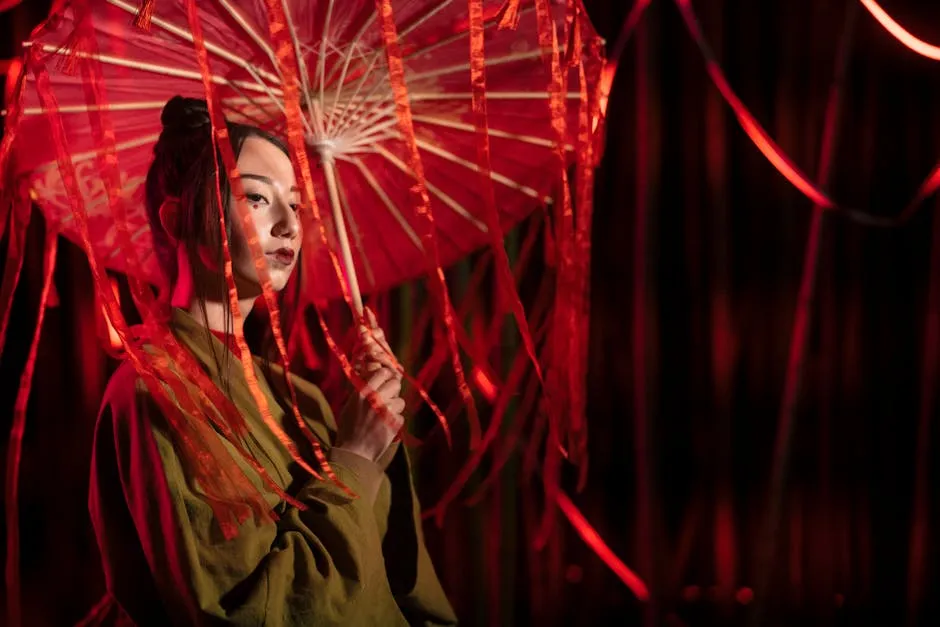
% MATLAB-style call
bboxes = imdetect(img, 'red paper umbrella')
[11,0,605,307]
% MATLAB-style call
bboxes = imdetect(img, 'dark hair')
[145,96,297,391]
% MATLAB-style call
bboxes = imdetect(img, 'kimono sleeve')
[90,369,408,627]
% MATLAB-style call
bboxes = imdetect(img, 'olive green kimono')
[89,308,457,626]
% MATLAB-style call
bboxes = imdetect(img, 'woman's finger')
[376,373,403,399]
[385,397,406,415]
[362,367,393,394]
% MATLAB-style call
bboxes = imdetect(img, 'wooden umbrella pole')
[319,146,364,315]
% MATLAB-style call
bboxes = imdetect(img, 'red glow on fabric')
[736,587,754,605]
[715,497,736,595]
[103,277,122,350]
[860,0,940,61]
[682,585,701,602]
[555,491,649,601]
[471,366,498,403]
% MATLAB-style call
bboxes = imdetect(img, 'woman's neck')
[169,252,256,334]
[181,295,256,335]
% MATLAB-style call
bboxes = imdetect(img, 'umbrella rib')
[406,134,551,204]
[337,100,396,139]
[403,5,538,61]
[31,132,161,171]
[216,0,284,82]
[409,48,560,82]
[411,113,574,151]
[344,129,398,153]
[326,37,383,134]
[22,42,278,95]
[19,101,168,115]
[349,156,423,251]
[105,0,282,85]
[226,69,316,138]
[331,76,392,137]
[317,0,335,115]
[324,0,457,90]
[322,10,378,86]
[373,145,488,233]
[410,91,582,101]
[278,0,322,138]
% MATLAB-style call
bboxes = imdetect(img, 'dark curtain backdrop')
[3,1,940,626]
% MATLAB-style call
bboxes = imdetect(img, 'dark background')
[4,0,940,625]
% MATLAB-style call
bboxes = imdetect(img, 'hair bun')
[160,96,211,132]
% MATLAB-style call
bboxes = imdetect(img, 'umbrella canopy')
[12,0,603,301]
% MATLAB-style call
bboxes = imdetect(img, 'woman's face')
[229,136,302,293]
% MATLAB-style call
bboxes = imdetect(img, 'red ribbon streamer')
[467,0,551,447]
[676,0,940,226]
[556,491,650,601]
[374,0,480,448]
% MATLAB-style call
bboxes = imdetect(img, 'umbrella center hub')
[309,137,338,162]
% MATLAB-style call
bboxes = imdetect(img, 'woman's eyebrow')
[242,173,299,192]
[241,173,273,185]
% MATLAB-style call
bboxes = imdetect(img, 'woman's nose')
[272,200,300,240]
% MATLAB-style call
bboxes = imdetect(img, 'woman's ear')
[158,196,181,244]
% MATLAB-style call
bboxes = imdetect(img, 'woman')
[88,96,457,626]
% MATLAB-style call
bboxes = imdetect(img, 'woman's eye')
[290,203,302,213]
[246,193,267,205]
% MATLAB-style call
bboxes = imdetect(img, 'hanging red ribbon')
[374,0,480,448]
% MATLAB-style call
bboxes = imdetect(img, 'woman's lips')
[267,248,295,265]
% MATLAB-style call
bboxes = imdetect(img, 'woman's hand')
[333,309,405,463]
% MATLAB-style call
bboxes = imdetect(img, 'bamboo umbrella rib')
[322,9,378,86]
[403,5,538,61]
[326,42,381,132]
[105,0,282,85]
[31,132,161,171]
[414,137,550,203]
[386,131,551,204]
[278,0,322,138]
[410,113,573,151]
[336,100,396,139]
[19,101,168,115]
[409,48,558,82]
[222,83,277,127]
[324,0,458,89]
[216,0,284,82]
[330,66,392,136]
[373,144,488,232]
[21,42,279,95]
[409,91,581,101]
[349,156,424,251]
[317,0,335,113]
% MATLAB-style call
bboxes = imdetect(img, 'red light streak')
[555,491,649,601]
[861,0,940,61]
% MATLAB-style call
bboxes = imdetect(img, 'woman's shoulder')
[101,360,150,416]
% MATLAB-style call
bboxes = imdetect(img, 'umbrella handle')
[321,156,364,315]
